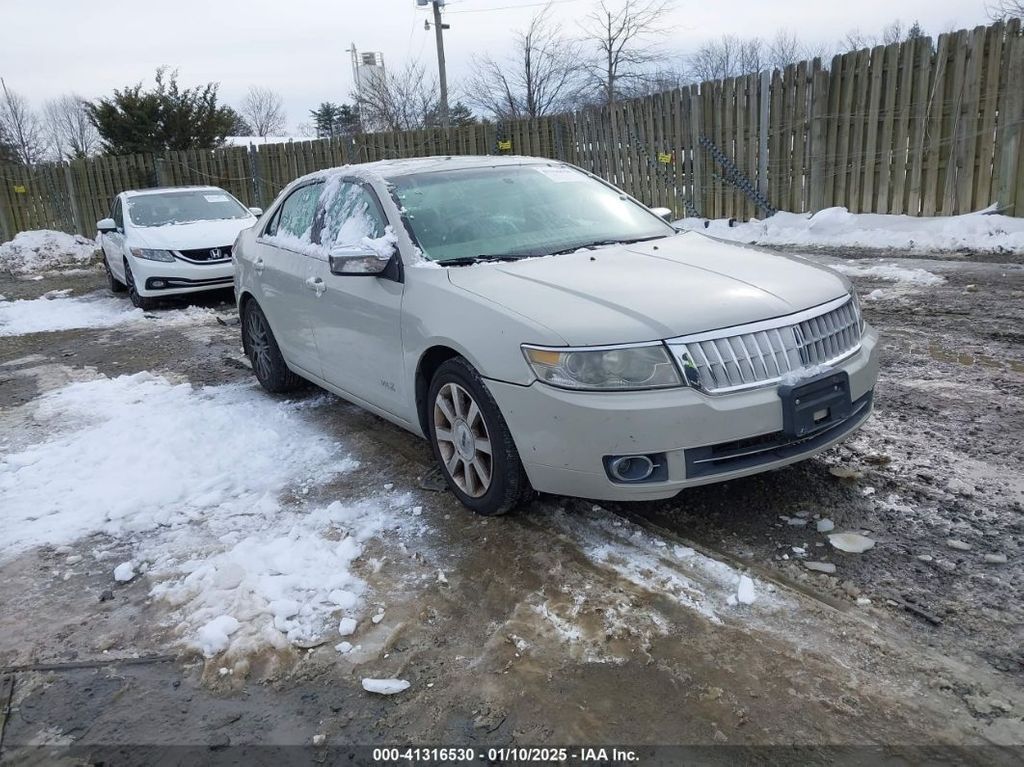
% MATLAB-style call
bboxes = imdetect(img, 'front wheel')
[104,255,126,293]
[427,357,531,516]
[123,260,157,310]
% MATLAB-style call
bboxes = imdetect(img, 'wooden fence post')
[63,162,85,236]
[0,180,12,243]
[758,69,770,202]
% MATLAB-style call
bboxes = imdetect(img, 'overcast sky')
[1,0,993,133]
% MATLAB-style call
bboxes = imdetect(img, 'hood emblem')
[209,248,223,259]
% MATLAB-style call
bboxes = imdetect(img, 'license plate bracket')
[778,369,852,438]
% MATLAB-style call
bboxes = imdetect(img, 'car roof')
[351,155,552,179]
[122,186,227,198]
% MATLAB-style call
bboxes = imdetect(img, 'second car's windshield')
[390,165,675,262]
[126,190,251,227]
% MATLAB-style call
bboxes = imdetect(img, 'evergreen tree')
[309,102,361,138]
[426,101,478,128]
[87,68,236,154]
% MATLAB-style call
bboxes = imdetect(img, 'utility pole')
[423,1,450,130]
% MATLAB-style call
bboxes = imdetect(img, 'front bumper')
[487,326,880,502]
[129,255,234,297]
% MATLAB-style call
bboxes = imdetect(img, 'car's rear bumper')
[130,255,234,297]
[486,326,880,502]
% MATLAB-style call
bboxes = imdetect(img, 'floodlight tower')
[418,0,450,130]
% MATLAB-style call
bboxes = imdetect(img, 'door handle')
[305,276,326,297]
[253,258,265,275]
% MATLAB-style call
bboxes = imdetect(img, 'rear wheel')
[104,255,126,293]
[241,300,303,393]
[123,260,157,310]
[427,357,531,516]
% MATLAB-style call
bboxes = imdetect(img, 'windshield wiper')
[439,254,532,266]
[549,234,668,256]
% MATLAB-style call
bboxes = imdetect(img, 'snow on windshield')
[127,190,251,227]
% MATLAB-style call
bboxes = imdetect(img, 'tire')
[241,299,304,393]
[123,259,158,310]
[427,357,531,516]
[104,255,126,293]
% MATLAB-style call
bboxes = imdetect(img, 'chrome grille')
[667,296,862,394]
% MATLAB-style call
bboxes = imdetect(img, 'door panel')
[312,180,406,416]
[250,183,324,376]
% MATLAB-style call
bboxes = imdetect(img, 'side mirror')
[651,207,673,222]
[248,207,263,217]
[329,244,393,276]
[97,218,117,234]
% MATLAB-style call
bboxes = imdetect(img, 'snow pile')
[828,262,944,286]
[0,230,99,275]
[0,292,143,336]
[0,372,392,657]
[677,207,1024,254]
[0,373,346,553]
[153,496,391,655]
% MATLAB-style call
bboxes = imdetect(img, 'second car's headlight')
[131,247,175,262]
[523,343,683,391]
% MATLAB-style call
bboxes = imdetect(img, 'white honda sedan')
[97,186,261,310]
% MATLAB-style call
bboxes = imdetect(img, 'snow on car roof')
[297,155,557,188]
[123,186,227,198]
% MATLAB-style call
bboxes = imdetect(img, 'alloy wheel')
[433,382,493,498]
[245,309,274,382]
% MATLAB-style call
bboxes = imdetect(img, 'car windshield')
[126,190,251,227]
[390,164,675,262]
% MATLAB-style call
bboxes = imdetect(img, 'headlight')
[522,343,684,390]
[131,247,175,262]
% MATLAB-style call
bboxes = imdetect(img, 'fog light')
[151,280,165,288]
[608,455,655,482]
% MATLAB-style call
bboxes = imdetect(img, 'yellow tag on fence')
[497,140,512,151]
[13,184,26,194]
[657,153,673,164]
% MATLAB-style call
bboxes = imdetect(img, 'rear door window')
[264,182,323,245]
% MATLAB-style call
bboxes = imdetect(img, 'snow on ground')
[0,292,232,336]
[549,506,789,626]
[0,372,399,657]
[0,230,99,275]
[677,206,1024,254]
[827,262,945,286]
[0,292,144,335]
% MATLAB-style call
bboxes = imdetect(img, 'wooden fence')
[2,19,1022,242]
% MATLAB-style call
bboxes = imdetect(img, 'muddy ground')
[0,247,1022,762]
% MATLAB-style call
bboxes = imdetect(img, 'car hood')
[445,231,851,346]
[129,218,257,250]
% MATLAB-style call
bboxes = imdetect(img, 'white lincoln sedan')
[233,156,879,516]
[97,186,261,310]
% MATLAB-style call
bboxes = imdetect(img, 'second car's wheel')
[241,300,304,393]
[427,357,531,516]
[104,256,126,293]
[123,260,158,310]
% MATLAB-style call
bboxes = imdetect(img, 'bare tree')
[466,5,586,120]
[840,19,925,51]
[578,0,674,104]
[687,35,763,82]
[355,60,439,132]
[0,79,47,165]
[43,93,98,160]
[987,1,1024,18]
[240,86,286,138]
[767,30,803,71]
